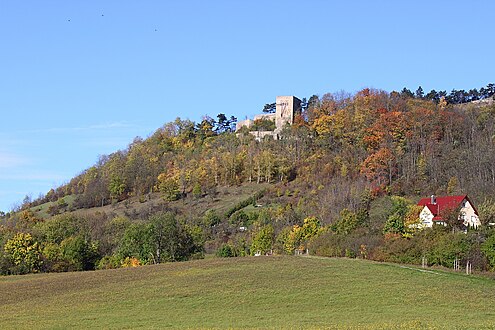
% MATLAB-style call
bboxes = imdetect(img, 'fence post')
[466,261,472,275]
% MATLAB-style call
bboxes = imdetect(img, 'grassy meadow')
[1,256,495,329]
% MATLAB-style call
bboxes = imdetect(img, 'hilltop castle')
[236,96,302,140]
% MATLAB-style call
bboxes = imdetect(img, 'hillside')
[2,256,495,329]
[2,87,495,276]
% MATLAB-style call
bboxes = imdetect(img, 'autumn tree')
[4,233,42,274]
[157,166,181,201]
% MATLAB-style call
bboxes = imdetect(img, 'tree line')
[399,82,495,104]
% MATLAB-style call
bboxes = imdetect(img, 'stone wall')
[236,119,254,131]
[254,113,276,121]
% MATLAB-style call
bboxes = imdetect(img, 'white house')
[417,195,480,228]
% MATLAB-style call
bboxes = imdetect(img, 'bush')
[0,251,14,275]
[192,183,202,199]
[345,248,356,258]
[203,210,221,228]
[97,255,121,270]
[121,257,141,268]
[216,244,235,257]
[310,232,345,258]
[310,230,382,260]
[229,210,250,226]
[374,235,422,264]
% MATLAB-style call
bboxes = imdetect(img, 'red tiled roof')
[417,195,478,219]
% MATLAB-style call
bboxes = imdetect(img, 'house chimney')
[431,195,436,205]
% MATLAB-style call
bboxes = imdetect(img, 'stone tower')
[275,96,302,132]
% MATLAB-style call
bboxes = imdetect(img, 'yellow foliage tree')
[4,233,42,273]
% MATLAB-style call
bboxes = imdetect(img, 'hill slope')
[2,256,495,329]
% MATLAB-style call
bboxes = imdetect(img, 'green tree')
[415,86,424,99]
[383,213,405,235]
[150,212,180,263]
[158,171,181,201]
[481,232,495,270]
[251,224,274,255]
[149,212,200,263]
[262,102,276,113]
[60,235,99,271]
[109,175,126,200]
[36,214,79,244]
[428,232,469,267]
[332,209,358,235]
[383,196,411,235]
[400,87,414,98]
[117,222,154,264]
[192,182,202,199]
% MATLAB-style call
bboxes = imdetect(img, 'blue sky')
[1,1,494,212]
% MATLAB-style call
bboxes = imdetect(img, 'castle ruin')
[236,96,301,140]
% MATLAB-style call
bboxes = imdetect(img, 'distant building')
[237,96,302,140]
[417,195,480,228]
[274,96,301,134]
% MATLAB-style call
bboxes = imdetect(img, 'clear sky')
[1,1,494,212]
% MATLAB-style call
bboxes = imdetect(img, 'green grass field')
[1,256,495,329]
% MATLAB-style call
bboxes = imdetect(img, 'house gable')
[417,195,480,228]
[419,206,434,227]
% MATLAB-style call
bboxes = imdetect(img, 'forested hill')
[27,85,495,212]
[2,85,495,275]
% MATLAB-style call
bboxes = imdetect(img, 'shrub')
[203,210,221,227]
[229,210,250,226]
[97,255,121,270]
[121,257,141,268]
[216,244,235,257]
[192,183,202,199]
